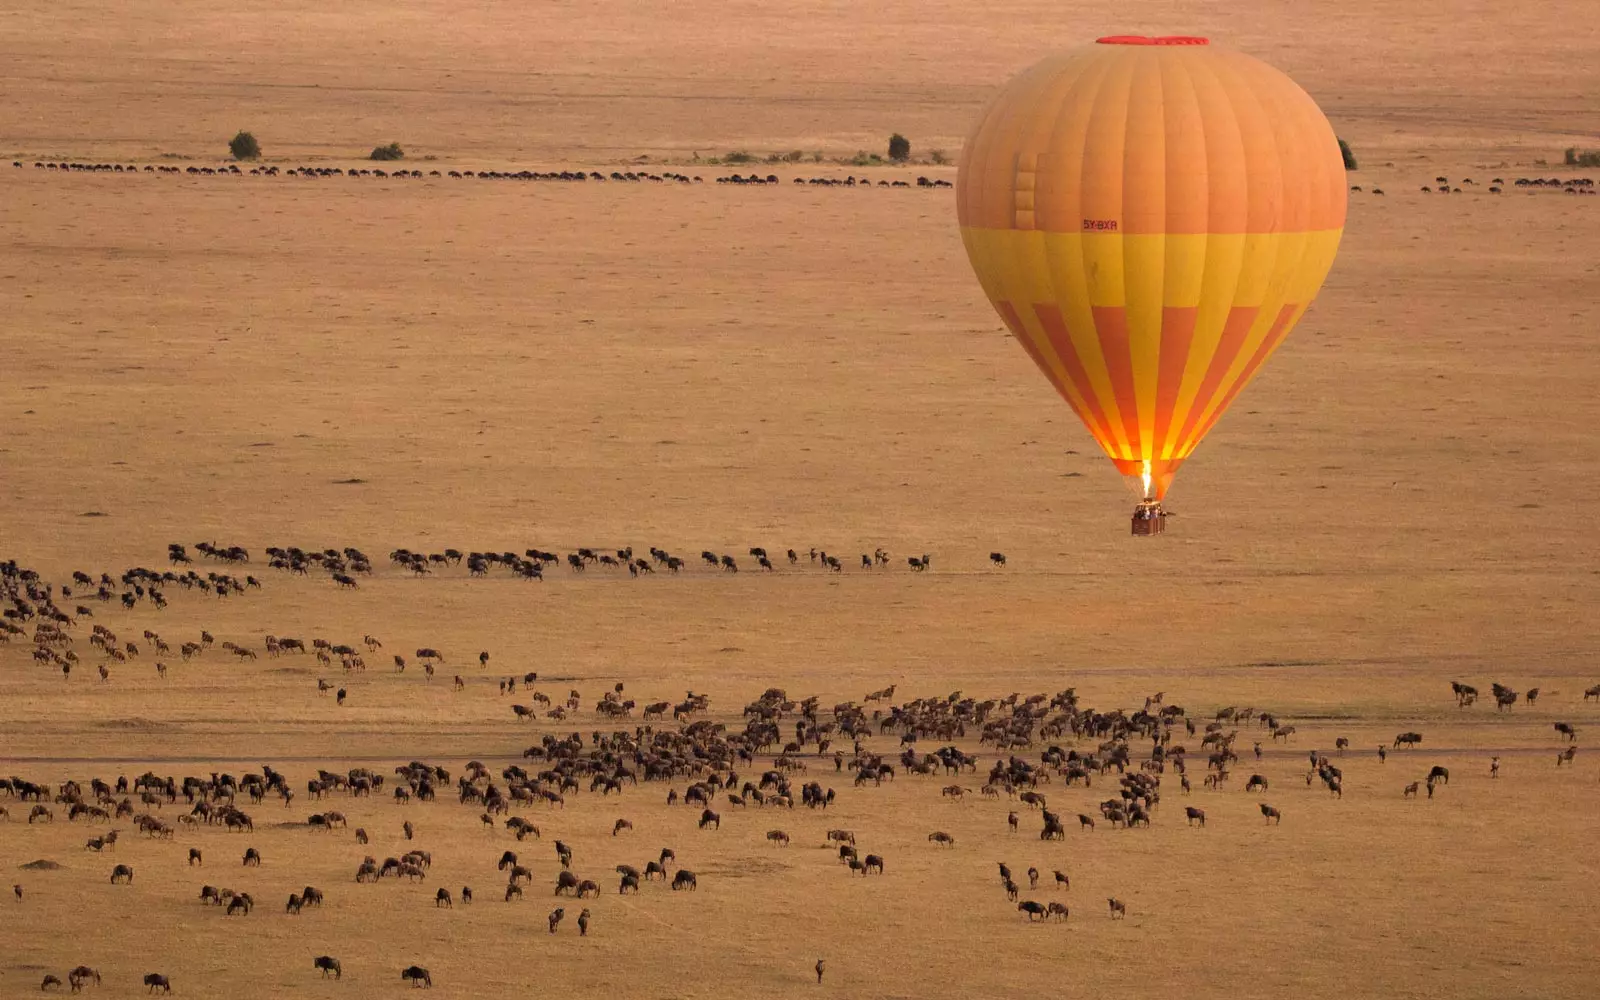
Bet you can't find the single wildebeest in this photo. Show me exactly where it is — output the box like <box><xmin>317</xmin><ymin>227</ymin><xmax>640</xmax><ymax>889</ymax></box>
<box><xmin>1427</xmin><ymin>766</ymin><xmax>1449</xmax><ymax>785</ymax></box>
<box><xmin>143</xmin><ymin>974</ymin><xmax>172</xmax><ymax>993</ymax></box>
<box><xmin>1185</xmin><ymin>806</ymin><xmax>1206</xmax><ymax>827</ymax></box>
<box><xmin>548</xmin><ymin>907</ymin><xmax>565</xmax><ymax>933</ymax></box>
<box><xmin>1107</xmin><ymin>898</ymin><xmax>1127</xmax><ymax>919</ymax></box>
<box><xmin>400</xmin><ymin>965</ymin><xmax>432</xmax><ymax>987</ymax></box>
<box><xmin>1394</xmin><ymin>732</ymin><xmax>1422</xmax><ymax>749</ymax></box>
<box><xmin>435</xmin><ymin>887</ymin><xmax>452</xmax><ymax>907</ymax></box>
<box><xmin>110</xmin><ymin>864</ymin><xmax>134</xmax><ymax>884</ymax></box>
<box><xmin>672</xmin><ymin>869</ymin><xmax>697</xmax><ymax>891</ymax></box>
<box><xmin>314</xmin><ymin>956</ymin><xmax>341</xmax><ymax>979</ymax></box>
<box><xmin>1018</xmin><ymin>900</ymin><xmax>1048</xmax><ymax>920</ymax></box>
<box><xmin>1259</xmin><ymin>803</ymin><xmax>1282</xmax><ymax>824</ymax></box>
<box><xmin>698</xmin><ymin>808</ymin><xmax>720</xmax><ymax>830</ymax></box>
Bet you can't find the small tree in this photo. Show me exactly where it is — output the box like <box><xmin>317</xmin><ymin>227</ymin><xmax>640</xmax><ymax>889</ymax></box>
<box><xmin>229</xmin><ymin>131</ymin><xmax>261</xmax><ymax>161</ymax></box>
<box><xmin>888</xmin><ymin>133</ymin><xmax>911</xmax><ymax>162</ymax></box>
<box><xmin>1337</xmin><ymin>137</ymin><xmax>1357</xmax><ymax>170</ymax></box>
<box><xmin>370</xmin><ymin>142</ymin><xmax>405</xmax><ymax>161</ymax></box>
<box><xmin>929</xmin><ymin>149</ymin><xmax>949</xmax><ymax>166</ymax></box>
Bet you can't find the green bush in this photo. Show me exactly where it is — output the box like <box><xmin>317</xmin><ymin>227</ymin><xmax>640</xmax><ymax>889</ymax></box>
<box><xmin>229</xmin><ymin>131</ymin><xmax>260</xmax><ymax>161</ymax></box>
<box><xmin>1565</xmin><ymin>147</ymin><xmax>1600</xmax><ymax>167</ymax></box>
<box><xmin>724</xmin><ymin>150</ymin><xmax>755</xmax><ymax>164</ymax></box>
<box><xmin>782</xmin><ymin>150</ymin><xmax>805</xmax><ymax>163</ymax></box>
<box><xmin>1337</xmin><ymin>138</ymin><xmax>1357</xmax><ymax>170</ymax></box>
<box><xmin>929</xmin><ymin>149</ymin><xmax>948</xmax><ymax>166</ymax></box>
<box><xmin>370</xmin><ymin>142</ymin><xmax>405</xmax><ymax>162</ymax></box>
<box><xmin>888</xmin><ymin>133</ymin><xmax>911</xmax><ymax>162</ymax></box>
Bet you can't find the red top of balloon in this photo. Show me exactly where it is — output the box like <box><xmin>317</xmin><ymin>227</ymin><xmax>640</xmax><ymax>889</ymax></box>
<box><xmin>1095</xmin><ymin>35</ymin><xmax>1210</xmax><ymax>45</ymax></box>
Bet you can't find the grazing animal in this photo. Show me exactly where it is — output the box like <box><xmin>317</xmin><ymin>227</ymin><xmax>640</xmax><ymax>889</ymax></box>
<box><xmin>143</xmin><ymin>974</ymin><xmax>172</xmax><ymax>993</ymax></box>
<box><xmin>1259</xmin><ymin>803</ymin><xmax>1282</xmax><ymax>824</ymax></box>
<box><xmin>187</xmin><ymin>848</ymin><xmax>202</xmax><ymax>866</ymax></box>
<box><xmin>243</xmin><ymin>848</ymin><xmax>261</xmax><ymax>867</ymax></box>
<box><xmin>1107</xmin><ymin>897</ymin><xmax>1127</xmax><ymax>919</ymax></box>
<box><xmin>1403</xmin><ymin>782</ymin><xmax>1420</xmax><ymax>798</ymax></box>
<box><xmin>1018</xmin><ymin>900</ymin><xmax>1048</xmax><ymax>920</ymax></box>
<box><xmin>672</xmin><ymin>869</ymin><xmax>698</xmax><ymax>891</ymax></box>
<box><xmin>1427</xmin><ymin>765</ymin><xmax>1449</xmax><ymax>785</ymax></box>
<box><xmin>548</xmin><ymin>907</ymin><xmax>565</xmax><ymax>933</ymax></box>
<box><xmin>1185</xmin><ymin>806</ymin><xmax>1206</xmax><ymax>827</ymax></box>
<box><xmin>110</xmin><ymin>864</ymin><xmax>134</xmax><ymax>884</ymax></box>
<box><xmin>989</xmin><ymin>552</ymin><xmax>1006</xmax><ymax>567</ymax></box>
<box><xmin>435</xmin><ymin>887</ymin><xmax>453</xmax><ymax>908</ymax></box>
<box><xmin>1047</xmin><ymin>901</ymin><xmax>1069</xmax><ymax>920</ymax></box>
<box><xmin>816</xmin><ymin>958</ymin><xmax>826</xmax><ymax>984</ymax></box>
<box><xmin>578</xmin><ymin>907</ymin><xmax>591</xmax><ymax>936</ymax></box>
<box><xmin>42</xmin><ymin>974</ymin><xmax>63</xmax><ymax>990</ymax></box>
<box><xmin>698</xmin><ymin>808</ymin><xmax>720</xmax><ymax>830</ymax></box>
<box><xmin>314</xmin><ymin>957</ymin><xmax>341</xmax><ymax>980</ymax></box>
<box><xmin>68</xmin><ymin>967</ymin><xmax>101</xmax><ymax>991</ymax></box>
<box><xmin>400</xmin><ymin>965</ymin><xmax>432</xmax><ymax>988</ymax></box>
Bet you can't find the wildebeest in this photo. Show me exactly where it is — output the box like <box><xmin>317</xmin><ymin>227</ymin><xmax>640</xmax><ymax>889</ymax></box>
<box><xmin>698</xmin><ymin>808</ymin><xmax>720</xmax><ymax>830</ymax></box>
<box><xmin>143</xmin><ymin>973</ymin><xmax>172</xmax><ymax>993</ymax></box>
<box><xmin>928</xmin><ymin>831</ymin><xmax>955</xmax><ymax>847</ymax></box>
<box><xmin>1107</xmin><ymin>897</ymin><xmax>1127</xmax><ymax>919</ymax></box>
<box><xmin>1394</xmin><ymin>732</ymin><xmax>1422</xmax><ymax>748</ymax></box>
<box><xmin>110</xmin><ymin>864</ymin><xmax>134</xmax><ymax>884</ymax></box>
<box><xmin>989</xmin><ymin>552</ymin><xmax>1006</xmax><ymax>567</ymax></box>
<box><xmin>1018</xmin><ymin>900</ymin><xmax>1047</xmax><ymax>920</ymax></box>
<box><xmin>435</xmin><ymin>887</ymin><xmax>453</xmax><ymax>908</ymax></box>
<box><xmin>548</xmin><ymin>907</ymin><xmax>565</xmax><ymax>933</ymax></box>
<box><xmin>672</xmin><ymin>869</ymin><xmax>697</xmax><ymax>890</ymax></box>
<box><xmin>1185</xmin><ymin>806</ymin><xmax>1206</xmax><ymax>827</ymax></box>
<box><xmin>766</xmin><ymin>829</ymin><xmax>790</xmax><ymax>846</ymax></box>
<box><xmin>68</xmin><ymin>967</ymin><xmax>101</xmax><ymax>991</ymax></box>
<box><xmin>243</xmin><ymin>847</ymin><xmax>261</xmax><ymax>866</ymax></box>
<box><xmin>578</xmin><ymin>907</ymin><xmax>591</xmax><ymax>936</ymax></box>
<box><xmin>1259</xmin><ymin>803</ymin><xmax>1282</xmax><ymax>824</ymax></box>
<box><xmin>1427</xmin><ymin>765</ymin><xmax>1449</xmax><ymax>785</ymax></box>
<box><xmin>314</xmin><ymin>956</ymin><xmax>341</xmax><ymax>979</ymax></box>
<box><xmin>1403</xmin><ymin>781</ymin><xmax>1420</xmax><ymax>798</ymax></box>
<box><xmin>400</xmin><ymin>965</ymin><xmax>432</xmax><ymax>987</ymax></box>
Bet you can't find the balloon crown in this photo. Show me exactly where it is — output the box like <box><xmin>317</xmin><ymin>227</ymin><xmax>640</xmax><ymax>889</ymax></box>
<box><xmin>1095</xmin><ymin>35</ymin><xmax>1210</xmax><ymax>46</ymax></box>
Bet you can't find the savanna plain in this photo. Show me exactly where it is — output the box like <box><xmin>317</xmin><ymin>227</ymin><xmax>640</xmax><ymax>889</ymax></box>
<box><xmin>2</xmin><ymin>2</ymin><xmax>1599</xmax><ymax>998</ymax></box>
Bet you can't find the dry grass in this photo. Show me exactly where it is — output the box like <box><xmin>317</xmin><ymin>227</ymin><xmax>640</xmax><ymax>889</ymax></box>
<box><xmin>3</xmin><ymin>0</ymin><xmax>1600</xmax><ymax>997</ymax></box>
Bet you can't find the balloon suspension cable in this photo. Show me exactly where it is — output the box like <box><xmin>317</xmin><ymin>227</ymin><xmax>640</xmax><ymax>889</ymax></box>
<box><xmin>1132</xmin><ymin>459</ymin><xmax>1167</xmax><ymax>536</ymax></box>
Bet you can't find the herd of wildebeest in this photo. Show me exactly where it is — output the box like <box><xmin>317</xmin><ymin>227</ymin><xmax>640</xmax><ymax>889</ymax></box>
<box><xmin>7</xmin><ymin>158</ymin><xmax>955</xmax><ymax>189</ymax></box>
<box><xmin>4</xmin><ymin>549</ymin><xmax>1598</xmax><ymax>991</ymax></box>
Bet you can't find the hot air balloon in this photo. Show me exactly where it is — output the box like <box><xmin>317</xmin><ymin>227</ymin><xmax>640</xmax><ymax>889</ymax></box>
<box><xmin>956</xmin><ymin>36</ymin><xmax>1346</xmax><ymax>534</ymax></box>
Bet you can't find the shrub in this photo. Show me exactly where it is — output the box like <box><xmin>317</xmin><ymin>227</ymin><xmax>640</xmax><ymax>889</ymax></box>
<box><xmin>1337</xmin><ymin>138</ymin><xmax>1357</xmax><ymax>170</ymax></box>
<box><xmin>929</xmin><ymin>149</ymin><xmax>948</xmax><ymax>166</ymax></box>
<box><xmin>1565</xmin><ymin>147</ymin><xmax>1600</xmax><ymax>167</ymax></box>
<box><xmin>724</xmin><ymin>150</ymin><xmax>755</xmax><ymax>164</ymax></box>
<box><xmin>782</xmin><ymin>150</ymin><xmax>805</xmax><ymax>163</ymax></box>
<box><xmin>228</xmin><ymin>131</ymin><xmax>260</xmax><ymax>161</ymax></box>
<box><xmin>888</xmin><ymin>133</ymin><xmax>911</xmax><ymax>162</ymax></box>
<box><xmin>370</xmin><ymin>142</ymin><xmax>405</xmax><ymax>161</ymax></box>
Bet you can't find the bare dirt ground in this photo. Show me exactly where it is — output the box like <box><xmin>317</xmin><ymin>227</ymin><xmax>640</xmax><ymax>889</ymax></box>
<box><xmin>2</xmin><ymin>1</ymin><xmax>1599</xmax><ymax>998</ymax></box>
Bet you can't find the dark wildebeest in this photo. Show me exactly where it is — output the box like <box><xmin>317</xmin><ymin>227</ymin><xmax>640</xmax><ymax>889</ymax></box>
<box><xmin>1427</xmin><ymin>766</ymin><xmax>1449</xmax><ymax>785</ymax></box>
<box><xmin>110</xmin><ymin>864</ymin><xmax>134</xmax><ymax>884</ymax></box>
<box><xmin>1259</xmin><ymin>803</ymin><xmax>1282</xmax><ymax>824</ymax></box>
<box><xmin>1018</xmin><ymin>900</ymin><xmax>1047</xmax><ymax>920</ymax></box>
<box><xmin>1246</xmin><ymin>774</ymin><xmax>1269</xmax><ymax>792</ymax></box>
<box><xmin>143</xmin><ymin>974</ymin><xmax>172</xmax><ymax>993</ymax></box>
<box><xmin>1185</xmin><ymin>806</ymin><xmax>1206</xmax><ymax>827</ymax></box>
<box><xmin>990</xmin><ymin>552</ymin><xmax>1006</xmax><ymax>567</ymax></box>
<box><xmin>548</xmin><ymin>907</ymin><xmax>564</xmax><ymax>933</ymax></box>
<box><xmin>672</xmin><ymin>869</ymin><xmax>698</xmax><ymax>891</ymax></box>
<box><xmin>435</xmin><ymin>887</ymin><xmax>452</xmax><ymax>908</ymax></box>
<box><xmin>1403</xmin><ymin>781</ymin><xmax>1420</xmax><ymax>798</ymax></box>
<box><xmin>698</xmin><ymin>808</ymin><xmax>720</xmax><ymax>830</ymax></box>
<box><xmin>400</xmin><ymin>965</ymin><xmax>432</xmax><ymax>987</ymax></box>
<box><xmin>1394</xmin><ymin>732</ymin><xmax>1422</xmax><ymax>749</ymax></box>
<box><xmin>1047</xmin><ymin>901</ymin><xmax>1069</xmax><ymax>920</ymax></box>
<box><xmin>1107</xmin><ymin>898</ymin><xmax>1127</xmax><ymax>919</ymax></box>
<box><xmin>314</xmin><ymin>956</ymin><xmax>341</xmax><ymax>979</ymax></box>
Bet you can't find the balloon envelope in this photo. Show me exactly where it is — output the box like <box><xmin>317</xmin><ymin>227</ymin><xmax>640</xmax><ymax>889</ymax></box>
<box><xmin>956</xmin><ymin>36</ymin><xmax>1345</xmax><ymax>501</ymax></box>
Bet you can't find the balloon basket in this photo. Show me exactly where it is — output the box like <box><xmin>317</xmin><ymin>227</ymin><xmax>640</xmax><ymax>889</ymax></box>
<box><xmin>1131</xmin><ymin>502</ymin><xmax>1166</xmax><ymax>536</ymax></box>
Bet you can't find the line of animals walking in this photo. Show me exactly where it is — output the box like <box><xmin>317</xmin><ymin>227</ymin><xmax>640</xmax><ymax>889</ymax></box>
<box><xmin>7</xmin><ymin>159</ymin><xmax>954</xmax><ymax>189</ymax></box>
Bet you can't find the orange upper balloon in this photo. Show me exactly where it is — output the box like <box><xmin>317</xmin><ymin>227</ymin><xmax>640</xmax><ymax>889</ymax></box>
<box><xmin>956</xmin><ymin>37</ymin><xmax>1346</xmax><ymax>499</ymax></box>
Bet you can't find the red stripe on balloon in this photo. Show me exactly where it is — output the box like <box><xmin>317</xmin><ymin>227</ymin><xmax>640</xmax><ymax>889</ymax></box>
<box><xmin>1173</xmin><ymin>304</ymin><xmax>1259</xmax><ymax>455</ymax></box>
<box><xmin>1152</xmin><ymin>306</ymin><xmax>1198</xmax><ymax>458</ymax></box>
<box><xmin>1090</xmin><ymin>305</ymin><xmax>1143</xmax><ymax>457</ymax></box>
<box><xmin>1188</xmin><ymin>303</ymin><xmax>1299</xmax><ymax>449</ymax></box>
<box><xmin>1033</xmin><ymin>304</ymin><xmax>1118</xmax><ymax>450</ymax></box>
